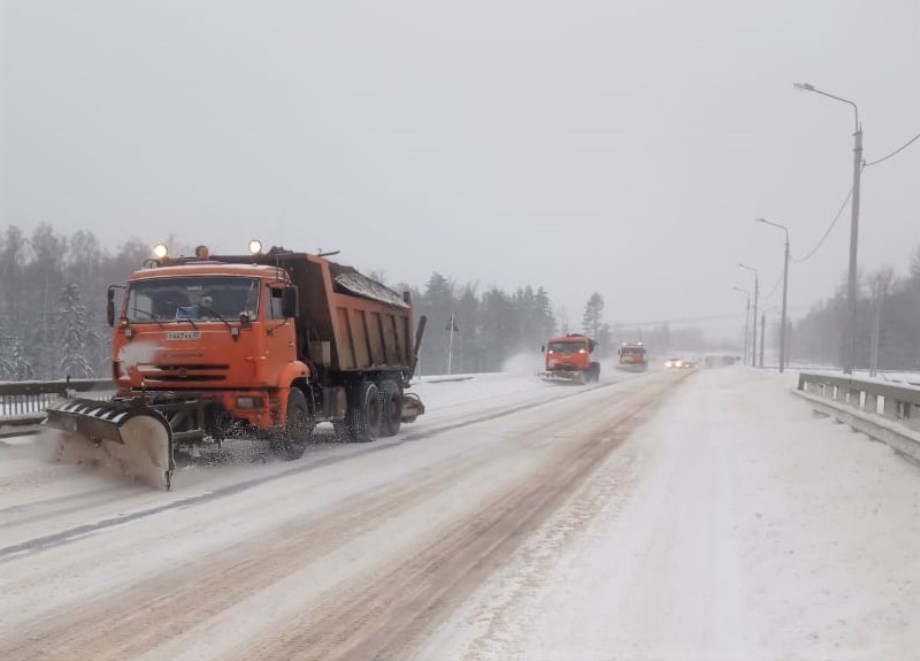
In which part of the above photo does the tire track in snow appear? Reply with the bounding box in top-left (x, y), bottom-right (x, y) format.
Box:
top-left (230, 373), bottom-right (692, 660)
top-left (0, 372), bottom-right (684, 659)
top-left (0, 378), bottom-right (625, 561)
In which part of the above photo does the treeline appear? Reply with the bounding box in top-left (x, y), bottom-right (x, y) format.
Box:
top-left (399, 273), bottom-right (559, 375)
top-left (791, 246), bottom-right (920, 370)
top-left (0, 224), bottom-right (152, 380)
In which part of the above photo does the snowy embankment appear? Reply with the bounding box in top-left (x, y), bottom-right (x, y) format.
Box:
top-left (422, 368), bottom-right (920, 660)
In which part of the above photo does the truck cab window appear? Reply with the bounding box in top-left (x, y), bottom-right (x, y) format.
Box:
top-left (269, 288), bottom-right (285, 320)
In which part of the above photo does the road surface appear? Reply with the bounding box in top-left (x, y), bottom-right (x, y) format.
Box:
top-left (1, 367), bottom-right (918, 659)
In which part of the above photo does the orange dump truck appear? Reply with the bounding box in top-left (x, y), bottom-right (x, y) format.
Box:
top-left (539, 334), bottom-right (600, 384)
top-left (45, 243), bottom-right (427, 488)
top-left (617, 342), bottom-right (648, 372)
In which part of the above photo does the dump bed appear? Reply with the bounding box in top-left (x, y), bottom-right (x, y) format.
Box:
top-left (277, 253), bottom-right (415, 373)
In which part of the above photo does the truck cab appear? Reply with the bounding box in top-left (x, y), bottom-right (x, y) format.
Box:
top-left (617, 342), bottom-right (648, 372)
top-left (541, 334), bottom-right (600, 384)
top-left (113, 261), bottom-right (305, 432)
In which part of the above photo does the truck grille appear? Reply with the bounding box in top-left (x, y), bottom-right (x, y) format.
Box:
top-left (136, 364), bottom-right (230, 383)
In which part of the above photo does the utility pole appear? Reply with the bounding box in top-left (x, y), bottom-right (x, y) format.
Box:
top-left (847, 126), bottom-right (863, 374)
top-left (733, 286), bottom-right (750, 366)
top-left (781, 234), bottom-right (789, 372)
top-left (869, 301), bottom-right (881, 377)
top-left (446, 315), bottom-right (455, 375)
top-left (738, 264), bottom-right (759, 368)
top-left (446, 314), bottom-right (459, 375)
top-left (760, 313), bottom-right (766, 368)
top-left (755, 218), bottom-right (792, 372)
top-left (794, 82), bottom-right (862, 374)
top-left (743, 298), bottom-right (750, 365)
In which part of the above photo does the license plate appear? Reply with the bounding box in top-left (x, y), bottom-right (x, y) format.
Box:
top-left (166, 331), bottom-right (201, 341)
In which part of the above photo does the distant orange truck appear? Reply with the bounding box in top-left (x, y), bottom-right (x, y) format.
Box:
top-left (540, 334), bottom-right (600, 384)
top-left (617, 342), bottom-right (648, 372)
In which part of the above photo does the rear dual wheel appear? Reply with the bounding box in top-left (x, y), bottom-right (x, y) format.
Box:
top-left (378, 380), bottom-right (403, 438)
top-left (334, 380), bottom-right (403, 442)
top-left (336, 382), bottom-right (382, 443)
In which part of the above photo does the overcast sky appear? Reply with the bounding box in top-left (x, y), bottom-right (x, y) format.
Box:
top-left (2, 0), bottom-right (918, 335)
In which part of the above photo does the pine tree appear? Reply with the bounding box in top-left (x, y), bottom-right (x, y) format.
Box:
top-left (57, 283), bottom-right (95, 378)
top-left (9, 338), bottom-right (34, 380)
top-left (0, 323), bottom-right (14, 380)
top-left (582, 293), bottom-right (604, 340)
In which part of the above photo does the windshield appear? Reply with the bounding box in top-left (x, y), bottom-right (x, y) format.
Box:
top-left (125, 276), bottom-right (260, 323)
top-left (548, 342), bottom-right (586, 353)
top-left (621, 347), bottom-right (646, 355)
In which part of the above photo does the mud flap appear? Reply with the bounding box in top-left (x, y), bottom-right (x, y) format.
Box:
top-left (44, 398), bottom-right (175, 490)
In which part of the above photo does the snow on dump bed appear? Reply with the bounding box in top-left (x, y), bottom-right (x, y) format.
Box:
top-left (328, 262), bottom-right (409, 308)
top-left (422, 367), bottom-right (920, 660)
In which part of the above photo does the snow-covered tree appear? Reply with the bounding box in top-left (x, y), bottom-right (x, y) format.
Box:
top-left (57, 283), bottom-right (95, 378)
top-left (582, 293), bottom-right (604, 340)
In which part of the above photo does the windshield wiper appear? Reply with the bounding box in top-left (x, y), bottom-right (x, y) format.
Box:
top-left (199, 305), bottom-right (233, 332)
top-left (174, 307), bottom-right (199, 330)
top-left (130, 309), bottom-right (166, 328)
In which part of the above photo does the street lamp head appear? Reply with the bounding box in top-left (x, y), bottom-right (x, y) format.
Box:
top-left (754, 217), bottom-right (766, 223)
top-left (793, 82), bottom-right (815, 92)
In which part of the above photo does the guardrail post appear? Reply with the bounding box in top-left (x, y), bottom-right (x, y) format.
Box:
top-left (883, 396), bottom-right (899, 420)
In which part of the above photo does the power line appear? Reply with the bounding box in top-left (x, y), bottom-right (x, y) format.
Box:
top-left (791, 186), bottom-right (853, 263)
top-left (760, 271), bottom-right (784, 302)
top-left (865, 130), bottom-right (920, 168)
top-left (614, 312), bottom-right (747, 327)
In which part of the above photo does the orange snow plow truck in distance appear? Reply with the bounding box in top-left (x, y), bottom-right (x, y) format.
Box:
top-left (539, 333), bottom-right (600, 384)
top-left (617, 342), bottom-right (648, 372)
top-left (44, 242), bottom-right (427, 489)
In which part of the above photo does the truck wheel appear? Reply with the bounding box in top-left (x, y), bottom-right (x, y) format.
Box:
top-left (273, 388), bottom-right (313, 460)
top-left (378, 380), bottom-right (402, 437)
top-left (346, 381), bottom-right (382, 443)
top-left (588, 362), bottom-right (601, 383)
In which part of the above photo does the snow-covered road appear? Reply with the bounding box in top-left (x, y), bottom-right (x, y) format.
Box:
top-left (1, 367), bottom-right (918, 660)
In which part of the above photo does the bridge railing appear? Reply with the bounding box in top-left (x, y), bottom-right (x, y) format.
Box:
top-left (0, 379), bottom-right (113, 438)
top-left (796, 371), bottom-right (920, 461)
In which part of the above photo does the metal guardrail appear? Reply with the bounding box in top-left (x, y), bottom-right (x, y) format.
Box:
top-left (0, 379), bottom-right (113, 438)
top-left (796, 371), bottom-right (920, 463)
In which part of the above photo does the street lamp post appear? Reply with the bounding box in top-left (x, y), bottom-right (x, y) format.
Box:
top-left (738, 264), bottom-right (759, 367)
top-left (794, 82), bottom-right (862, 374)
top-left (755, 218), bottom-right (790, 372)
top-left (733, 287), bottom-right (751, 365)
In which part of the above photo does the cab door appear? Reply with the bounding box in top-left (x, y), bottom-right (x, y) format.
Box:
top-left (262, 285), bottom-right (297, 383)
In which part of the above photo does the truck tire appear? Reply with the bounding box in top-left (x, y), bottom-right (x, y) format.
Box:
top-left (342, 381), bottom-right (382, 443)
top-left (273, 388), bottom-right (313, 460)
top-left (378, 380), bottom-right (402, 437)
top-left (588, 362), bottom-right (601, 383)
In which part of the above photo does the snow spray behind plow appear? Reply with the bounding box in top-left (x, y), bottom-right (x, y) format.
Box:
top-left (43, 397), bottom-right (175, 490)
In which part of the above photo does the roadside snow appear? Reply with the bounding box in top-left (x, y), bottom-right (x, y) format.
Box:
top-left (422, 367), bottom-right (920, 660)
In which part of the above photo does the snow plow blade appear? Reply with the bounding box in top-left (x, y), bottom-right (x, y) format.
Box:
top-left (43, 397), bottom-right (175, 490)
top-left (538, 371), bottom-right (587, 385)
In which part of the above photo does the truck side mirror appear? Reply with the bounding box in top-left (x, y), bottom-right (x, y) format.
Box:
top-left (107, 287), bottom-right (116, 327)
top-left (541, 345), bottom-right (545, 353)
top-left (281, 287), bottom-right (299, 318)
